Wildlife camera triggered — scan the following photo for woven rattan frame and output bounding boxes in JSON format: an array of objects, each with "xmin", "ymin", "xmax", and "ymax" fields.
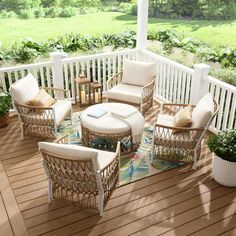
[
  {"xmin": 152, "ymin": 100, "xmax": 219, "ymax": 169},
  {"xmin": 107, "ymin": 72, "xmax": 156, "ymax": 115},
  {"xmin": 39, "ymin": 135, "xmax": 120, "ymax": 216},
  {"xmin": 81, "ymin": 123, "xmax": 137, "ymax": 154},
  {"xmin": 12, "ymin": 86, "xmax": 71, "ymax": 139}
]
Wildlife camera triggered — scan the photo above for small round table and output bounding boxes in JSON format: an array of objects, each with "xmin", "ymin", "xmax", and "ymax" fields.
[{"xmin": 80, "ymin": 103, "xmax": 141, "ymax": 153}]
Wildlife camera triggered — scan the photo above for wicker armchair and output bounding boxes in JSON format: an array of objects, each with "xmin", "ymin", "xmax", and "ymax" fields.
[
  {"xmin": 10, "ymin": 74, "xmax": 72, "ymax": 139},
  {"xmin": 107, "ymin": 59, "xmax": 156, "ymax": 115},
  {"xmin": 152, "ymin": 97, "xmax": 218, "ymax": 170},
  {"xmin": 38, "ymin": 134, "xmax": 120, "ymax": 216}
]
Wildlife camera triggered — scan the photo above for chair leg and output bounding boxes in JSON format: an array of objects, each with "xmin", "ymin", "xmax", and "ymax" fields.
[
  {"xmin": 98, "ymin": 192, "xmax": 104, "ymax": 217},
  {"xmin": 21, "ymin": 123, "xmax": 24, "ymax": 140},
  {"xmin": 192, "ymin": 146, "xmax": 201, "ymax": 170},
  {"xmin": 48, "ymin": 179, "xmax": 53, "ymax": 204}
]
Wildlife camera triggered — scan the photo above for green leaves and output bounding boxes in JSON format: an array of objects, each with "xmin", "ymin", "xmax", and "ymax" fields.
[
  {"xmin": 0, "ymin": 91, "xmax": 12, "ymax": 115},
  {"xmin": 148, "ymin": 29, "xmax": 236, "ymax": 68},
  {"xmin": 207, "ymin": 130, "xmax": 236, "ymax": 162}
]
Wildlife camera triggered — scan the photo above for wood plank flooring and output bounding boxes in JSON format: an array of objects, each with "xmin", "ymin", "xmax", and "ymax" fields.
[{"xmin": 0, "ymin": 104, "xmax": 235, "ymax": 236}]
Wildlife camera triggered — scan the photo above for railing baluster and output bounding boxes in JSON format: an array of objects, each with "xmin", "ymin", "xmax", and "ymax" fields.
[{"xmin": 97, "ymin": 58, "xmax": 101, "ymax": 83}]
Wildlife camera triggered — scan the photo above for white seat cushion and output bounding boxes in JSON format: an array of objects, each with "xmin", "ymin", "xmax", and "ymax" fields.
[
  {"xmin": 51, "ymin": 100, "xmax": 71, "ymax": 125},
  {"xmin": 107, "ymin": 83, "xmax": 143, "ymax": 104},
  {"xmin": 27, "ymin": 100, "xmax": 71, "ymax": 126},
  {"xmin": 122, "ymin": 59, "xmax": 156, "ymax": 86},
  {"xmin": 38, "ymin": 142, "xmax": 116, "ymax": 171},
  {"xmin": 191, "ymin": 93, "xmax": 214, "ymax": 128},
  {"xmin": 10, "ymin": 73, "xmax": 39, "ymax": 104}
]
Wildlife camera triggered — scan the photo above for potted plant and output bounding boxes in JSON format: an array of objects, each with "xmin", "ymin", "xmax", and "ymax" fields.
[
  {"xmin": 0, "ymin": 90, "xmax": 12, "ymax": 128},
  {"xmin": 207, "ymin": 130, "xmax": 236, "ymax": 187}
]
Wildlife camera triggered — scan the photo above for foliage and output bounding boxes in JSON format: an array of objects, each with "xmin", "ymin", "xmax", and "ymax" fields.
[
  {"xmin": 0, "ymin": 90, "xmax": 12, "ymax": 115},
  {"xmin": 207, "ymin": 130, "xmax": 236, "ymax": 162},
  {"xmin": 59, "ymin": 7, "xmax": 77, "ymax": 17},
  {"xmin": 210, "ymin": 68, "xmax": 236, "ymax": 87},
  {"xmin": 148, "ymin": 29, "xmax": 236, "ymax": 68},
  {"xmin": 0, "ymin": 10, "xmax": 17, "ymax": 18},
  {"xmin": 34, "ymin": 7, "xmax": 45, "ymax": 18},
  {"xmin": 0, "ymin": 30, "xmax": 135, "ymax": 63},
  {"xmin": 19, "ymin": 9, "xmax": 35, "ymax": 19},
  {"xmin": 130, "ymin": 0, "xmax": 236, "ymax": 20},
  {"xmin": 44, "ymin": 7, "xmax": 61, "ymax": 17}
]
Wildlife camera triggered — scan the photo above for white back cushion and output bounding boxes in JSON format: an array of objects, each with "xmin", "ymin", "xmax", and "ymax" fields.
[
  {"xmin": 191, "ymin": 93, "xmax": 215, "ymax": 128},
  {"xmin": 10, "ymin": 73, "xmax": 39, "ymax": 104},
  {"xmin": 38, "ymin": 142, "xmax": 99, "ymax": 171},
  {"xmin": 122, "ymin": 59, "xmax": 156, "ymax": 86}
]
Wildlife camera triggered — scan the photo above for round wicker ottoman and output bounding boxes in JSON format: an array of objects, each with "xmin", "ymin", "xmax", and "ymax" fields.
[{"xmin": 80, "ymin": 103, "xmax": 141, "ymax": 154}]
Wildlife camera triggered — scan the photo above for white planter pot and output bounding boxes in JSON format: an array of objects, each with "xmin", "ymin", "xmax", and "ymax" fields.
[{"xmin": 212, "ymin": 154, "xmax": 236, "ymax": 187}]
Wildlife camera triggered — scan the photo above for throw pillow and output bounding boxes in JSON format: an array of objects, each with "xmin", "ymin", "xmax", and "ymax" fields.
[
  {"xmin": 173, "ymin": 105, "xmax": 192, "ymax": 133},
  {"xmin": 27, "ymin": 89, "xmax": 55, "ymax": 107},
  {"xmin": 191, "ymin": 93, "xmax": 214, "ymax": 128}
]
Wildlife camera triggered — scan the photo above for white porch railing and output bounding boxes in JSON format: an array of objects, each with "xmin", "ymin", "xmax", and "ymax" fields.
[
  {"xmin": 0, "ymin": 49, "xmax": 235, "ymax": 133},
  {"xmin": 0, "ymin": 61, "xmax": 53, "ymax": 91}
]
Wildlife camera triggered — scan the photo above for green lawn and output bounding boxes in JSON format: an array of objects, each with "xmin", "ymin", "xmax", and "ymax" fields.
[{"xmin": 0, "ymin": 12, "xmax": 236, "ymax": 48}]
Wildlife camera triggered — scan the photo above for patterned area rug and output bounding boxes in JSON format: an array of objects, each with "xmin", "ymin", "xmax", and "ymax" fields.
[{"xmin": 58, "ymin": 112, "xmax": 184, "ymax": 186}]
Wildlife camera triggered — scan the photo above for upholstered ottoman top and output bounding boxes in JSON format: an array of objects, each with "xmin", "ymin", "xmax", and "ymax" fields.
[{"xmin": 81, "ymin": 103, "xmax": 139, "ymax": 134}]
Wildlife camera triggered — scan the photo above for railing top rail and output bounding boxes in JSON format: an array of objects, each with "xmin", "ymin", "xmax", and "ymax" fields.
[
  {"xmin": 62, "ymin": 48, "xmax": 139, "ymax": 63},
  {"xmin": 0, "ymin": 61, "xmax": 52, "ymax": 73},
  {"xmin": 142, "ymin": 49, "xmax": 195, "ymax": 75},
  {"xmin": 206, "ymin": 75, "xmax": 236, "ymax": 92}
]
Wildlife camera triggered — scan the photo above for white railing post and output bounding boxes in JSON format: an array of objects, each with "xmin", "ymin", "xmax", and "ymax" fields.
[
  {"xmin": 50, "ymin": 52, "xmax": 64, "ymax": 89},
  {"xmin": 190, "ymin": 64, "xmax": 210, "ymax": 104},
  {"xmin": 136, "ymin": 0, "xmax": 149, "ymax": 51}
]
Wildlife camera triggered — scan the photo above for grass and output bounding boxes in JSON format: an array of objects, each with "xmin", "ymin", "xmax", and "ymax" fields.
[{"xmin": 0, "ymin": 12, "xmax": 236, "ymax": 48}]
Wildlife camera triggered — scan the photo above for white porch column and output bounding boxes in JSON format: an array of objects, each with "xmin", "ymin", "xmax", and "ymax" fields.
[
  {"xmin": 190, "ymin": 64, "xmax": 210, "ymax": 104},
  {"xmin": 136, "ymin": 0, "xmax": 149, "ymax": 50},
  {"xmin": 50, "ymin": 52, "xmax": 64, "ymax": 89}
]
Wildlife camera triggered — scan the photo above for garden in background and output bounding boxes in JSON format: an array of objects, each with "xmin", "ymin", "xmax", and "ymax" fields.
[{"xmin": 0, "ymin": 0, "xmax": 236, "ymax": 86}]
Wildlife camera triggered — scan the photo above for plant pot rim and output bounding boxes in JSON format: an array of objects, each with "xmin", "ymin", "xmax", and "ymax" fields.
[{"xmin": 214, "ymin": 154, "xmax": 236, "ymax": 164}]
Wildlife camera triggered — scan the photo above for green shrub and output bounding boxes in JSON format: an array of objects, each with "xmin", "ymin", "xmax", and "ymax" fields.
[
  {"xmin": 10, "ymin": 45, "xmax": 39, "ymax": 63},
  {"xmin": 19, "ymin": 9, "xmax": 35, "ymax": 19},
  {"xmin": 211, "ymin": 68, "xmax": 236, "ymax": 87},
  {"xmin": 44, "ymin": 7, "xmax": 61, "ymax": 18},
  {"xmin": 0, "ymin": 90, "xmax": 12, "ymax": 115},
  {"xmin": 0, "ymin": 10, "xmax": 17, "ymax": 19},
  {"xmin": 59, "ymin": 7, "xmax": 77, "ymax": 17},
  {"xmin": 34, "ymin": 7, "xmax": 45, "ymax": 18},
  {"xmin": 207, "ymin": 130, "xmax": 236, "ymax": 162},
  {"xmin": 116, "ymin": 2, "xmax": 133, "ymax": 13}
]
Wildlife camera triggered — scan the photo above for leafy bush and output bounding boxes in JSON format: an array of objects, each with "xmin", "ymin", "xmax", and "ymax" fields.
[
  {"xmin": 34, "ymin": 7, "xmax": 45, "ymax": 18},
  {"xmin": 207, "ymin": 130, "xmax": 236, "ymax": 162},
  {"xmin": 59, "ymin": 7, "xmax": 77, "ymax": 17},
  {"xmin": 148, "ymin": 29, "xmax": 236, "ymax": 69},
  {"xmin": 0, "ymin": 90, "xmax": 12, "ymax": 115},
  {"xmin": 0, "ymin": 10, "xmax": 17, "ymax": 19},
  {"xmin": 10, "ymin": 44, "xmax": 40, "ymax": 63},
  {"xmin": 211, "ymin": 68, "xmax": 236, "ymax": 87},
  {"xmin": 44, "ymin": 7, "xmax": 61, "ymax": 18},
  {"xmin": 19, "ymin": 9, "xmax": 35, "ymax": 19}
]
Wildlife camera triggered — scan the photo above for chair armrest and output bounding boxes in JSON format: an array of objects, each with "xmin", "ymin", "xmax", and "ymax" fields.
[
  {"xmin": 155, "ymin": 122, "xmax": 204, "ymax": 132},
  {"xmin": 107, "ymin": 72, "xmax": 123, "ymax": 90},
  {"xmin": 41, "ymin": 87, "xmax": 70, "ymax": 100},
  {"xmin": 100, "ymin": 142, "xmax": 120, "ymax": 190},
  {"xmin": 14, "ymin": 102, "xmax": 55, "ymax": 125},
  {"xmin": 54, "ymin": 133, "xmax": 70, "ymax": 144},
  {"xmin": 142, "ymin": 78, "xmax": 156, "ymax": 103},
  {"xmin": 162, "ymin": 103, "xmax": 195, "ymax": 115}
]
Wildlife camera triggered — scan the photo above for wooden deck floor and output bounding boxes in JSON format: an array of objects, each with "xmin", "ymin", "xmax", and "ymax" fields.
[{"xmin": 0, "ymin": 105, "xmax": 236, "ymax": 236}]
